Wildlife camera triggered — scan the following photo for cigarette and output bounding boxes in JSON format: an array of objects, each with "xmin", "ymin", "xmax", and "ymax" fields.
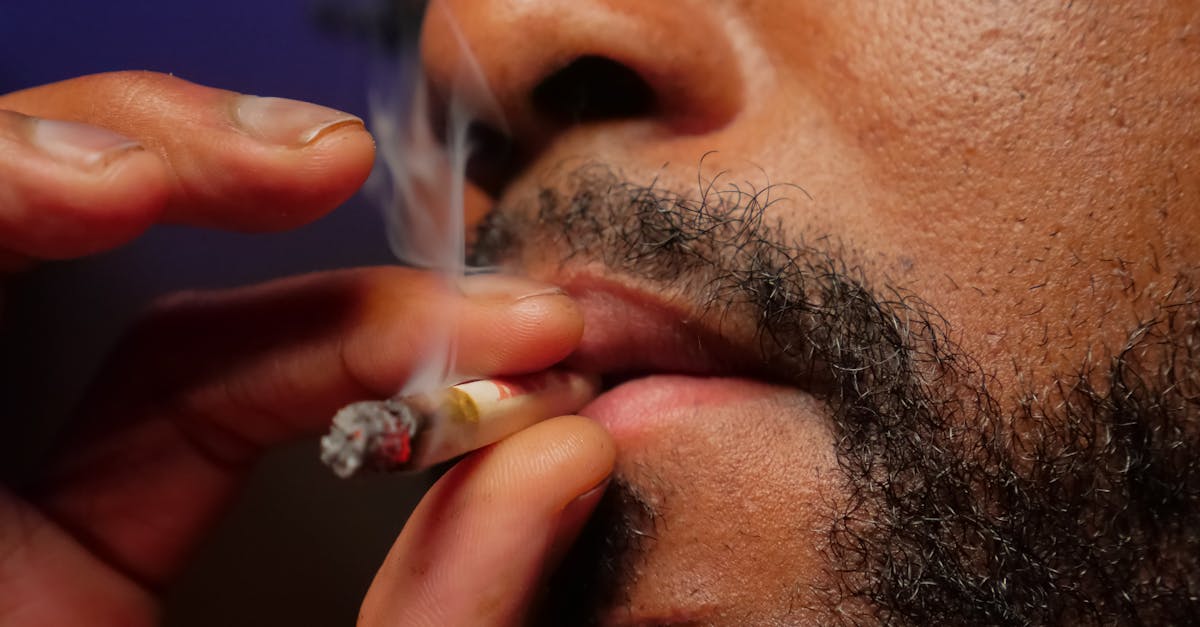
[{"xmin": 319, "ymin": 369, "xmax": 599, "ymax": 478}]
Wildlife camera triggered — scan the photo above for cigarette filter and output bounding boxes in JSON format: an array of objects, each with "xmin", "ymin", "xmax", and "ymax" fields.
[{"xmin": 320, "ymin": 369, "xmax": 599, "ymax": 478}]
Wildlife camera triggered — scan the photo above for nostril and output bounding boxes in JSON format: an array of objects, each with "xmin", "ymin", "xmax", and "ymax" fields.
[
  {"xmin": 532, "ymin": 55, "xmax": 655, "ymax": 125},
  {"xmin": 465, "ymin": 121, "xmax": 517, "ymax": 198}
]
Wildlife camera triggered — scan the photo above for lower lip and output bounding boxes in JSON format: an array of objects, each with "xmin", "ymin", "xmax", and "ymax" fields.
[{"xmin": 579, "ymin": 374, "xmax": 797, "ymax": 439}]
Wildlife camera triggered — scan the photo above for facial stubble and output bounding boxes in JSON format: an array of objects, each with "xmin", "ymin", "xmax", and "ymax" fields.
[{"xmin": 471, "ymin": 165, "xmax": 1200, "ymax": 625}]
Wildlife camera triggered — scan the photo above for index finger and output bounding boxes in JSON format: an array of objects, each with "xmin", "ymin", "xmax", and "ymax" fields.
[
  {"xmin": 35, "ymin": 268, "xmax": 584, "ymax": 587},
  {"xmin": 0, "ymin": 71, "xmax": 375, "ymax": 232}
]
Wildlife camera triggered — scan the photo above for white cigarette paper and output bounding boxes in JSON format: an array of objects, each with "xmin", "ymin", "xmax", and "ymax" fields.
[{"xmin": 320, "ymin": 370, "xmax": 599, "ymax": 477}]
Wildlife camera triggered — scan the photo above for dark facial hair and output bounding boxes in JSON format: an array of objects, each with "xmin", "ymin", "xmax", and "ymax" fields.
[{"xmin": 470, "ymin": 164, "xmax": 1200, "ymax": 625}]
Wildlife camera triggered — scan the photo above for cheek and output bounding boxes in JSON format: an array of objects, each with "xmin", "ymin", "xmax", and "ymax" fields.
[
  {"xmin": 727, "ymin": 2, "xmax": 1200, "ymax": 395},
  {"xmin": 606, "ymin": 392, "xmax": 848, "ymax": 624}
]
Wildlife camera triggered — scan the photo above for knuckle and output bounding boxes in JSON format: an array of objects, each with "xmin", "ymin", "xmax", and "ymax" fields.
[
  {"xmin": 56, "ymin": 71, "xmax": 206, "ymax": 139},
  {"xmin": 122, "ymin": 289, "xmax": 210, "ymax": 350},
  {"xmin": 89, "ymin": 70, "xmax": 186, "ymax": 97},
  {"xmin": 0, "ymin": 109, "xmax": 31, "ymax": 135},
  {"xmin": 87, "ymin": 71, "xmax": 189, "ymax": 125},
  {"xmin": 141, "ymin": 289, "xmax": 207, "ymax": 323}
]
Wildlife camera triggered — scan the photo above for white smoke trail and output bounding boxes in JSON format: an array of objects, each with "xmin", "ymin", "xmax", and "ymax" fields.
[{"xmin": 365, "ymin": 0, "xmax": 505, "ymax": 395}]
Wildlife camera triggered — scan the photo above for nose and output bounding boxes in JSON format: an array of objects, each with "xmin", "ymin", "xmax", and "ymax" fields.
[{"xmin": 419, "ymin": 0, "xmax": 744, "ymax": 171}]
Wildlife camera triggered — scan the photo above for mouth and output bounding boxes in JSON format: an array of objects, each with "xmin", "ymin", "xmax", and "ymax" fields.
[
  {"xmin": 547, "ymin": 271, "xmax": 810, "ymax": 439},
  {"xmin": 471, "ymin": 163, "xmax": 858, "ymax": 621},
  {"xmin": 525, "ymin": 269, "xmax": 837, "ymax": 625}
]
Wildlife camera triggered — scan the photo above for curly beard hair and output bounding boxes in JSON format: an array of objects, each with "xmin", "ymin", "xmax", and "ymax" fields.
[{"xmin": 471, "ymin": 164, "xmax": 1200, "ymax": 625}]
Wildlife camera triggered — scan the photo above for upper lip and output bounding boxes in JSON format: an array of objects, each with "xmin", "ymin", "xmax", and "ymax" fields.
[{"xmin": 542, "ymin": 270, "xmax": 789, "ymax": 387}]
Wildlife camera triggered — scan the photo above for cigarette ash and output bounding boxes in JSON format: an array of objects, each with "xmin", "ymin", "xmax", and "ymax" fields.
[{"xmin": 320, "ymin": 399, "xmax": 422, "ymax": 478}]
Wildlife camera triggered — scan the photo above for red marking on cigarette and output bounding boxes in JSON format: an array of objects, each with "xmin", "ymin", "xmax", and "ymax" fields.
[{"xmin": 492, "ymin": 379, "xmax": 517, "ymax": 401}]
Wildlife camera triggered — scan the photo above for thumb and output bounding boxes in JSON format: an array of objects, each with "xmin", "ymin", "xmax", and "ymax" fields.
[{"xmin": 359, "ymin": 416, "xmax": 615, "ymax": 627}]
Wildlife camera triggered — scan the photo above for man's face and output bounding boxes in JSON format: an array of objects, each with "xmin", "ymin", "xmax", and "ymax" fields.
[{"xmin": 420, "ymin": 2, "xmax": 1200, "ymax": 623}]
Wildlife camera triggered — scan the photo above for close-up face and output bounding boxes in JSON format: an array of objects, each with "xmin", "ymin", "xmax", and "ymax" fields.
[{"xmin": 419, "ymin": 1, "xmax": 1199, "ymax": 624}]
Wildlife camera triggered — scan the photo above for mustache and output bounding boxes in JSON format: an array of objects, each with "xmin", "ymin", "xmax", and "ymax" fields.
[
  {"xmin": 469, "ymin": 163, "xmax": 942, "ymax": 395},
  {"xmin": 471, "ymin": 164, "xmax": 1200, "ymax": 624},
  {"xmin": 470, "ymin": 162, "xmax": 950, "ymax": 614}
]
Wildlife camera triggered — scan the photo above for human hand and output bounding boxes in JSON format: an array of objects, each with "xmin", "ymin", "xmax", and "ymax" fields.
[
  {"xmin": 0, "ymin": 71, "xmax": 373, "ymax": 272},
  {"xmin": 0, "ymin": 72, "xmax": 614, "ymax": 625},
  {"xmin": 4, "ymin": 267, "xmax": 606, "ymax": 625},
  {"xmin": 357, "ymin": 401, "xmax": 615, "ymax": 626}
]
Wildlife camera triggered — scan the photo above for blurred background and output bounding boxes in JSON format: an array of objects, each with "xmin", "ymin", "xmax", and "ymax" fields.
[{"xmin": 0, "ymin": 1, "xmax": 434, "ymax": 623}]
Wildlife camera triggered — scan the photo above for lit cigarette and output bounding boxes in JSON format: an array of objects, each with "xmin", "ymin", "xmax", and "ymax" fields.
[{"xmin": 320, "ymin": 369, "xmax": 599, "ymax": 478}]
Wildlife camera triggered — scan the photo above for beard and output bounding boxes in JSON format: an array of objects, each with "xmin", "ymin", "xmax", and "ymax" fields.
[{"xmin": 468, "ymin": 164, "xmax": 1200, "ymax": 625}]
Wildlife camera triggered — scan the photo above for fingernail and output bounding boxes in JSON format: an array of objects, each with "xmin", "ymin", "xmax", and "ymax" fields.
[
  {"xmin": 547, "ymin": 478, "xmax": 610, "ymax": 566},
  {"xmin": 233, "ymin": 95, "xmax": 363, "ymax": 147},
  {"xmin": 31, "ymin": 119, "xmax": 142, "ymax": 169},
  {"xmin": 561, "ymin": 479, "xmax": 609, "ymax": 526},
  {"xmin": 458, "ymin": 274, "xmax": 566, "ymax": 302}
]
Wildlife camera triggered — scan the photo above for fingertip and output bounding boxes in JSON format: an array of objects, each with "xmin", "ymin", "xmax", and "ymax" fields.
[
  {"xmin": 536, "ymin": 417, "xmax": 615, "ymax": 571},
  {"xmin": 361, "ymin": 416, "xmax": 614, "ymax": 626},
  {"xmin": 507, "ymin": 415, "xmax": 616, "ymax": 503},
  {"xmin": 515, "ymin": 292, "xmax": 587, "ymax": 351},
  {"xmin": 172, "ymin": 116, "xmax": 376, "ymax": 231},
  {"xmin": 548, "ymin": 474, "xmax": 610, "ymax": 569},
  {"xmin": 458, "ymin": 291, "xmax": 586, "ymax": 375},
  {"xmin": 0, "ymin": 114, "xmax": 170, "ymax": 260},
  {"xmin": 3, "ymin": 72, "xmax": 376, "ymax": 233},
  {"xmin": 202, "ymin": 91, "xmax": 376, "ymax": 231},
  {"xmin": 428, "ymin": 416, "xmax": 615, "ymax": 514},
  {"xmin": 348, "ymin": 270, "xmax": 586, "ymax": 387}
]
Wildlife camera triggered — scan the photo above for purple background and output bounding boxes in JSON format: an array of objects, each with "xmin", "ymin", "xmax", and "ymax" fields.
[{"xmin": 1, "ymin": 2, "xmax": 431, "ymax": 624}]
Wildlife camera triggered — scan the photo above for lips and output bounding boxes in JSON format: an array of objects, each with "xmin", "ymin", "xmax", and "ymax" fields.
[
  {"xmin": 559, "ymin": 274, "xmax": 772, "ymax": 375},
  {"xmin": 548, "ymin": 272, "xmax": 800, "ymax": 439},
  {"xmin": 580, "ymin": 373, "xmax": 801, "ymax": 442},
  {"xmin": 528, "ymin": 271, "xmax": 830, "ymax": 624}
]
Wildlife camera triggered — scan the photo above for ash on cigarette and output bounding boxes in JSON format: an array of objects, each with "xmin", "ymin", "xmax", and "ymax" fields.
[{"xmin": 320, "ymin": 400, "xmax": 421, "ymax": 478}]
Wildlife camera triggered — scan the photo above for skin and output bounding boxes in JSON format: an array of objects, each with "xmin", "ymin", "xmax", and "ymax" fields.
[
  {"xmin": 3, "ymin": 0, "xmax": 1198, "ymax": 625},
  {"xmin": 414, "ymin": 0, "xmax": 1200, "ymax": 622},
  {"xmin": 424, "ymin": 0, "xmax": 1200, "ymax": 392},
  {"xmin": 0, "ymin": 73, "xmax": 611, "ymax": 625}
]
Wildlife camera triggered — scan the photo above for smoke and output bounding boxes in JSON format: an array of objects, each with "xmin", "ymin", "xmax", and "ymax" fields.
[{"xmin": 363, "ymin": 0, "xmax": 505, "ymax": 393}]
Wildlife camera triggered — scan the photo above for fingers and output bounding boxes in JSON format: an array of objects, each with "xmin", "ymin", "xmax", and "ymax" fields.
[
  {"xmin": 37, "ymin": 268, "xmax": 584, "ymax": 586},
  {"xmin": 0, "ymin": 486, "xmax": 157, "ymax": 627},
  {"xmin": 101, "ymin": 269, "xmax": 584, "ymax": 436},
  {"xmin": 0, "ymin": 110, "xmax": 169, "ymax": 266},
  {"xmin": 0, "ymin": 71, "xmax": 374, "ymax": 233},
  {"xmin": 359, "ymin": 416, "xmax": 615, "ymax": 627}
]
